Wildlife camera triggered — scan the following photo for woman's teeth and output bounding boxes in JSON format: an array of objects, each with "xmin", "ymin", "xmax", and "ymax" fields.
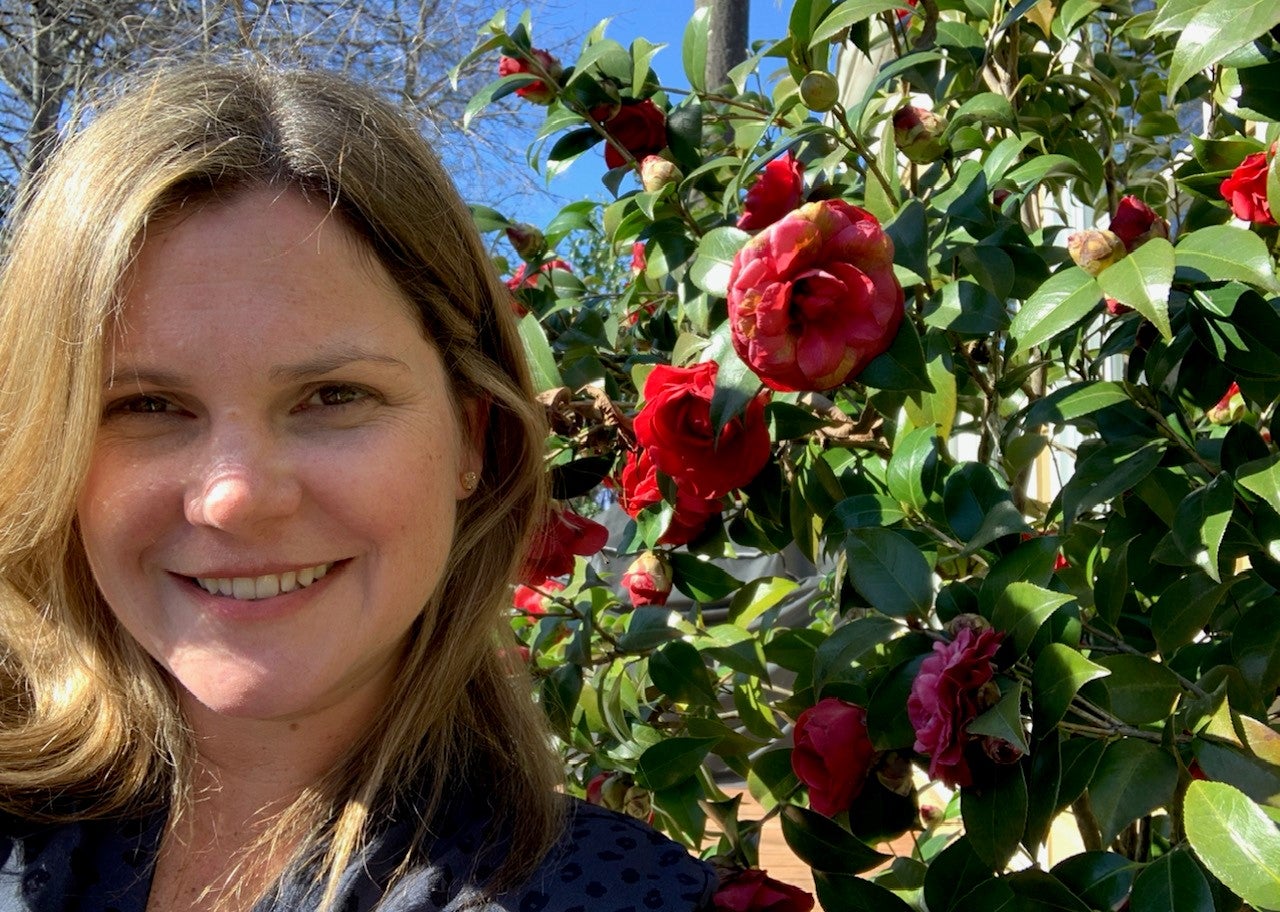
[{"xmin": 194, "ymin": 563, "xmax": 331, "ymax": 600}]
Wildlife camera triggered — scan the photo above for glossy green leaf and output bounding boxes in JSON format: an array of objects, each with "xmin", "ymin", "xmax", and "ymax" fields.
[
  {"xmin": 668, "ymin": 552, "xmax": 744, "ymax": 602},
  {"xmin": 1194, "ymin": 739, "xmax": 1280, "ymax": 809},
  {"xmin": 1152, "ymin": 572, "xmax": 1230, "ymax": 654},
  {"xmin": 859, "ymin": 317, "xmax": 933, "ymax": 392},
  {"xmin": 844, "ymin": 527, "xmax": 934, "ymax": 618},
  {"xmin": 1010, "ymin": 266, "xmax": 1102, "ymax": 352},
  {"xmin": 1237, "ymin": 454, "xmax": 1280, "ymax": 513},
  {"xmin": 1090, "ymin": 739, "xmax": 1179, "ymax": 845},
  {"xmin": 1032, "ymin": 643, "xmax": 1111, "ymax": 732},
  {"xmin": 1176, "ymin": 226, "xmax": 1280, "ymax": 292},
  {"xmin": 809, "ymin": 0, "xmax": 909, "ymax": 46},
  {"xmin": 1168, "ymin": 0, "xmax": 1280, "ymax": 97},
  {"xmin": 1171, "ymin": 473, "xmax": 1235, "ymax": 581},
  {"xmin": 1095, "ymin": 655, "xmax": 1182, "ymax": 725},
  {"xmin": 634, "ymin": 736, "xmax": 718, "ymax": 790},
  {"xmin": 689, "ymin": 225, "xmax": 749, "ymax": 297},
  {"xmin": 517, "ymin": 313, "xmax": 564, "ymax": 392},
  {"xmin": 1052, "ymin": 852, "xmax": 1137, "ymax": 912},
  {"xmin": 619, "ymin": 607, "xmax": 682, "ymax": 651},
  {"xmin": 968, "ymin": 680, "xmax": 1030, "ymax": 754},
  {"xmin": 1022, "ymin": 381, "xmax": 1130, "ymax": 427},
  {"xmin": 814, "ymin": 871, "xmax": 915, "ymax": 912},
  {"xmin": 727, "ymin": 576, "xmax": 799, "ymax": 628},
  {"xmin": 962, "ymin": 765, "xmax": 1029, "ymax": 870},
  {"xmin": 649, "ymin": 640, "xmax": 717, "ymax": 705},
  {"xmin": 1131, "ymin": 850, "xmax": 1214, "ymax": 912},
  {"xmin": 993, "ymin": 582, "xmax": 1075, "ymax": 657},
  {"xmin": 826, "ymin": 494, "xmax": 906, "ymax": 533},
  {"xmin": 1057, "ymin": 440, "xmax": 1165, "ymax": 530},
  {"xmin": 1097, "ymin": 237, "xmax": 1174, "ymax": 340},
  {"xmin": 780, "ymin": 805, "xmax": 890, "ymax": 874},
  {"xmin": 1185, "ymin": 780, "xmax": 1280, "ymax": 910},
  {"xmin": 812, "ymin": 615, "xmax": 904, "ymax": 696}
]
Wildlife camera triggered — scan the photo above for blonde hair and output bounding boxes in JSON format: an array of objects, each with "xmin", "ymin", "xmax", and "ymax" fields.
[{"xmin": 0, "ymin": 61, "xmax": 560, "ymax": 907}]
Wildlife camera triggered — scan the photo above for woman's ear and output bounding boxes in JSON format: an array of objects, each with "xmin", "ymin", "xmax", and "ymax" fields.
[{"xmin": 457, "ymin": 396, "xmax": 489, "ymax": 499}]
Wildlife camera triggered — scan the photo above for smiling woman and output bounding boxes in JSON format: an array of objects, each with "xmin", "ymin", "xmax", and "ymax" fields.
[{"xmin": 0, "ymin": 64, "xmax": 715, "ymax": 912}]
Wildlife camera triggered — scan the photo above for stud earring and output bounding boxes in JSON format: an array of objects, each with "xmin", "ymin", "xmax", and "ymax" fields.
[{"xmin": 461, "ymin": 471, "xmax": 479, "ymax": 493}]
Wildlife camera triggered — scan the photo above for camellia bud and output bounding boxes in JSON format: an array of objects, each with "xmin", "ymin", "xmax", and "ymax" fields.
[
  {"xmin": 944, "ymin": 613, "xmax": 992, "ymax": 638},
  {"xmin": 1067, "ymin": 228, "xmax": 1126, "ymax": 276},
  {"xmin": 892, "ymin": 105, "xmax": 948, "ymax": 164},
  {"xmin": 621, "ymin": 551, "xmax": 673, "ymax": 606},
  {"xmin": 586, "ymin": 772, "xmax": 653, "ymax": 822},
  {"xmin": 506, "ymin": 222, "xmax": 546, "ymax": 261},
  {"xmin": 640, "ymin": 154, "xmax": 682, "ymax": 193},
  {"xmin": 1207, "ymin": 381, "xmax": 1245, "ymax": 425},
  {"xmin": 799, "ymin": 70, "xmax": 840, "ymax": 112}
]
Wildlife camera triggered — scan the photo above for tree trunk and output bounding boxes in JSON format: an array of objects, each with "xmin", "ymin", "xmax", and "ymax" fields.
[{"xmin": 695, "ymin": 0, "xmax": 748, "ymax": 92}]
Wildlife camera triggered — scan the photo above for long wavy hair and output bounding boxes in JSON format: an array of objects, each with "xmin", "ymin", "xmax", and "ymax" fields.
[{"xmin": 0, "ymin": 61, "xmax": 560, "ymax": 908}]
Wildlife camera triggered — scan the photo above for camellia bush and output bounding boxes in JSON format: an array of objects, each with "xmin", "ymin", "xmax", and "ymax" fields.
[{"xmin": 458, "ymin": 1, "xmax": 1280, "ymax": 909}]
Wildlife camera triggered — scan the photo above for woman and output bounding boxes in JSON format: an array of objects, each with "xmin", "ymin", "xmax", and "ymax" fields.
[{"xmin": 0, "ymin": 63, "xmax": 716, "ymax": 911}]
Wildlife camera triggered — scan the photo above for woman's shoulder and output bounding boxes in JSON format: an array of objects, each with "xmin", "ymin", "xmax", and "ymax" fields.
[{"xmin": 509, "ymin": 798, "xmax": 717, "ymax": 910}]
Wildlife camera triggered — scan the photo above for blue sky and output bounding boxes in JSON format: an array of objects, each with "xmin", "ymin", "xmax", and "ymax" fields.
[{"xmin": 489, "ymin": 0, "xmax": 791, "ymax": 224}]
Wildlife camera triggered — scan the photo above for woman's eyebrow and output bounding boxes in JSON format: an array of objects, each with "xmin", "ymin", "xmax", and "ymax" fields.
[{"xmin": 270, "ymin": 347, "xmax": 411, "ymax": 381}]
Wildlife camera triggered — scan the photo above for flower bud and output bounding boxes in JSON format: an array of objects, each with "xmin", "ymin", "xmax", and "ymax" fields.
[
  {"xmin": 506, "ymin": 222, "xmax": 546, "ymax": 261},
  {"xmin": 497, "ymin": 48, "xmax": 562, "ymax": 105},
  {"xmin": 1207, "ymin": 381, "xmax": 1245, "ymax": 425},
  {"xmin": 1104, "ymin": 296, "xmax": 1133, "ymax": 316},
  {"xmin": 892, "ymin": 105, "xmax": 948, "ymax": 164},
  {"xmin": 799, "ymin": 71, "xmax": 840, "ymax": 112},
  {"xmin": 621, "ymin": 551, "xmax": 673, "ymax": 606},
  {"xmin": 640, "ymin": 155, "xmax": 682, "ymax": 193},
  {"xmin": 1109, "ymin": 195, "xmax": 1169, "ymax": 252},
  {"xmin": 1067, "ymin": 228, "xmax": 1126, "ymax": 276},
  {"xmin": 981, "ymin": 736, "xmax": 1023, "ymax": 765},
  {"xmin": 944, "ymin": 613, "xmax": 991, "ymax": 638}
]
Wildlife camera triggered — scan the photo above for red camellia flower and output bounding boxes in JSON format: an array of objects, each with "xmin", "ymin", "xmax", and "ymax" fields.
[
  {"xmin": 621, "ymin": 552, "xmax": 673, "ymax": 606},
  {"xmin": 727, "ymin": 200, "xmax": 904, "ymax": 392},
  {"xmin": 1108, "ymin": 195, "xmax": 1169, "ymax": 252},
  {"xmin": 497, "ymin": 48, "xmax": 561, "ymax": 105},
  {"xmin": 591, "ymin": 99, "xmax": 668, "ymax": 169},
  {"xmin": 1220, "ymin": 147, "xmax": 1277, "ymax": 226},
  {"xmin": 506, "ymin": 258, "xmax": 572, "ymax": 292},
  {"xmin": 1207, "ymin": 381, "xmax": 1245, "ymax": 425},
  {"xmin": 907, "ymin": 627, "xmax": 1004, "ymax": 787},
  {"xmin": 712, "ymin": 869, "xmax": 815, "ymax": 912},
  {"xmin": 520, "ymin": 504, "xmax": 608, "ymax": 584},
  {"xmin": 791, "ymin": 698, "xmax": 877, "ymax": 816},
  {"xmin": 618, "ymin": 448, "xmax": 721, "ymax": 546},
  {"xmin": 737, "ymin": 151, "xmax": 805, "ymax": 232},
  {"xmin": 634, "ymin": 362, "xmax": 772, "ymax": 500},
  {"xmin": 512, "ymin": 578, "xmax": 564, "ymax": 616}
]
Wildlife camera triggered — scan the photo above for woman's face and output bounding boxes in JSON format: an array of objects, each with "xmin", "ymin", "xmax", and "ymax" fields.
[{"xmin": 76, "ymin": 189, "xmax": 480, "ymax": 728}]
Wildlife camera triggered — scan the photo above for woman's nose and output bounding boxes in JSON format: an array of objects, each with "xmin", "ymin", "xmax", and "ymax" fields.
[{"xmin": 184, "ymin": 434, "xmax": 303, "ymax": 531}]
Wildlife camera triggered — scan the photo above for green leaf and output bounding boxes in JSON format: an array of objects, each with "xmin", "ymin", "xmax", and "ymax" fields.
[
  {"xmin": 1176, "ymin": 226, "xmax": 1280, "ymax": 292},
  {"xmin": 630, "ymin": 37, "xmax": 664, "ymax": 93},
  {"xmin": 619, "ymin": 606, "xmax": 682, "ymax": 651},
  {"xmin": 1057, "ymin": 440, "xmax": 1166, "ymax": 530},
  {"xmin": 844, "ymin": 528, "xmax": 934, "ymax": 618},
  {"xmin": 827, "ymin": 494, "xmax": 907, "ymax": 533},
  {"xmin": 681, "ymin": 5, "xmax": 709, "ymax": 91},
  {"xmin": 539, "ymin": 663, "xmax": 582, "ymax": 739},
  {"xmin": 1052, "ymin": 852, "xmax": 1137, "ymax": 912},
  {"xmin": 812, "ymin": 615, "xmax": 907, "ymax": 697},
  {"xmin": 1194, "ymin": 739, "xmax": 1280, "ymax": 809},
  {"xmin": 1089, "ymin": 739, "xmax": 1179, "ymax": 845},
  {"xmin": 634, "ymin": 736, "xmax": 718, "ymax": 790},
  {"xmin": 1032, "ymin": 643, "xmax": 1110, "ymax": 731},
  {"xmin": 728, "ymin": 576, "xmax": 799, "ymax": 628},
  {"xmin": 703, "ymin": 323, "xmax": 763, "ymax": 438},
  {"xmin": 517, "ymin": 313, "xmax": 563, "ymax": 392},
  {"xmin": 649, "ymin": 640, "xmax": 717, "ymax": 705},
  {"xmin": 1131, "ymin": 851, "xmax": 1214, "ymax": 912},
  {"xmin": 1022, "ymin": 381, "xmax": 1130, "ymax": 427},
  {"xmin": 1152, "ymin": 572, "xmax": 1230, "ymax": 655},
  {"xmin": 993, "ymin": 582, "xmax": 1075, "ymax": 657},
  {"xmin": 1168, "ymin": 0, "xmax": 1280, "ymax": 97},
  {"xmin": 1010, "ymin": 266, "xmax": 1102, "ymax": 352},
  {"xmin": 668, "ymin": 552, "xmax": 744, "ymax": 602},
  {"xmin": 884, "ymin": 199, "xmax": 929, "ymax": 281},
  {"xmin": 810, "ymin": 0, "xmax": 910, "ymax": 47},
  {"xmin": 780, "ymin": 805, "xmax": 891, "ymax": 874},
  {"xmin": 1004, "ymin": 154, "xmax": 1084, "ymax": 189},
  {"xmin": 924, "ymin": 838, "xmax": 993, "ymax": 912},
  {"xmin": 962, "ymin": 765, "xmax": 1029, "ymax": 870},
  {"xmin": 1171, "ymin": 473, "xmax": 1236, "ymax": 581},
  {"xmin": 814, "ymin": 871, "xmax": 915, "ymax": 912},
  {"xmin": 886, "ymin": 426, "xmax": 939, "ymax": 512},
  {"xmin": 1149, "ymin": 0, "xmax": 1208, "ymax": 35},
  {"xmin": 1238, "ymin": 454, "xmax": 1280, "ymax": 513},
  {"xmin": 968, "ymin": 681, "xmax": 1031, "ymax": 755},
  {"xmin": 1095, "ymin": 655, "xmax": 1182, "ymax": 725},
  {"xmin": 947, "ymin": 92, "xmax": 1017, "ymax": 134},
  {"xmin": 1097, "ymin": 238, "xmax": 1175, "ymax": 340},
  {"xmin": 859, "ymin": 318, "xmax": 933, "ymax": 392},
  {"xmin": 689, "ymin": 226, "xmax": 749, "ymax": 297},
  {"xmin": 1185, "ymin": 780, "xmax": 1280, "ymax": 910}
]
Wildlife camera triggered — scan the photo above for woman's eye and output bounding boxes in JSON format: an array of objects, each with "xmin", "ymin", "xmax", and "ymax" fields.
[
  {"xmin": 302, "ymin": 384, "xmax": 371, "ymax": 409},
  {"xmin": 103, "ymin": 395, "xmax": 177, "ymax": 417}
]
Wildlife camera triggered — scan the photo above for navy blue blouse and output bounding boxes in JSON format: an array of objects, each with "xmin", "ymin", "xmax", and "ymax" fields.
[{"xmin": 0, "ymin": 799, "xmax": 717, "ymax": 912}]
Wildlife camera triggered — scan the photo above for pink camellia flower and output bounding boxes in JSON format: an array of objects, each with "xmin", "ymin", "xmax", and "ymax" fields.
[
  {"xmin": 1207, "ymin": 381, "xmax": 1245, "ymax": 425},
  {"xmin": 791, "ymin": 698, "xmax": 877, "ymax": 816},
  {"xmin": 512, "ymin": 578, "xmax": 565, "ymax": 616},
  {"xmin": 621, "ymin": 552, "xmax": 673, "ymax": 606},
  {"xmin": 892, "ymin": 105, "xmax": 948, "ymax": 164},
  {"xmin": 617, "ymin": 448, "xmax": 721, "ymax": 546},
  {"xmin": 590, "ymin": 99, "xmax": 668, "ymax": 169},
  {"xmin": 1108, "ymin": 195, "xmax": 1169, "ymax": 252},
  {"xmin": 1220, "ymin": 147, "xmax": 1276, "ymax": 225},
  {"xmin": 712, "ymin": 869, "xmax": 815, "ymax": 912},
  {"xmin": 737, "ymin": 151, "xmax": 805, "ymax": 232},
  {"xmin": 497, "ymin": 48, "xmax": 562, "ymax": 105},
  {"xmin": 726, "ymin": 199, "xmax": 904, "ymax": 392},
  {"xmin": 907, "ymin": 627, "xmax": 1004, "ymax": 788},
  {"xmin": 634, "ymin": 362, "xmax": 772, "ymax": 499},
  {"xmin": 640, "ymin": 155, "xmax": 682, "ymax": 192},
  {"xmin": 630, "ymin": 240, "xmax": 647, "ymax": 275},
  {"xmin": 520, "ymin": 504, "xmax": 608, "ymax": 584}
]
